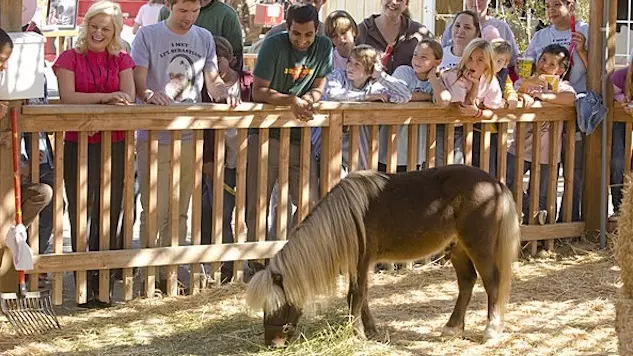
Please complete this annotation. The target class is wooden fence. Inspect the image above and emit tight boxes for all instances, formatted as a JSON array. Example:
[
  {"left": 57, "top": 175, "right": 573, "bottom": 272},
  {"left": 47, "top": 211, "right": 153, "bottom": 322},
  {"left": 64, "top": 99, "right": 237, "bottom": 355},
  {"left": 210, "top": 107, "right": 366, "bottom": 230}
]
[{"left": 13, "top": 101, "right": 630, "bottom": 306}]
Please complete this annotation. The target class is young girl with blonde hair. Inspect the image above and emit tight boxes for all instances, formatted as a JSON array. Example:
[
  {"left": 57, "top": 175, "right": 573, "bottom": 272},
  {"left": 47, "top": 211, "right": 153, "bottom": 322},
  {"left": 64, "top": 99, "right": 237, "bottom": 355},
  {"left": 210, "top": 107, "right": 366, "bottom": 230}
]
[{"left": 440, "top": 38, "right": 503, "bottom": 166}]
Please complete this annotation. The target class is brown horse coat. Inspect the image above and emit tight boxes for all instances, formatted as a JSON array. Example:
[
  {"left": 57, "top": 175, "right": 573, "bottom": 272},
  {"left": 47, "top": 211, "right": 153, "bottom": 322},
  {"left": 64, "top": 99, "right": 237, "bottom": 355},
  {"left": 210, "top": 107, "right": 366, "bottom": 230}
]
[{"left": 246, "top": 165, "right": 521, "bottom": 347}]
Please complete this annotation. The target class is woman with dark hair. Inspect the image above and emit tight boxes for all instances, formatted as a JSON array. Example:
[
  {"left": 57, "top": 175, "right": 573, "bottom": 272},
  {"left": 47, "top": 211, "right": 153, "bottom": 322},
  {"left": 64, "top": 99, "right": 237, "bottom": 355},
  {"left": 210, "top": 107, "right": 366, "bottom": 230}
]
[
  {"left": 355, "top": 0, "right": 432, "bottom": 75},
  {"left": 439, "top": 10, "right": 482, "bottom": 71}
]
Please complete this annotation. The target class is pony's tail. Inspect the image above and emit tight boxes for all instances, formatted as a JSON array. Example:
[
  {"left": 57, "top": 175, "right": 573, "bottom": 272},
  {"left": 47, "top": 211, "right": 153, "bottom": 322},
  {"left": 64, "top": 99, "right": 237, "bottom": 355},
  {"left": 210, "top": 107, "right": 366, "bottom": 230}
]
[{"left": 495, "top": 185, "right": 521, "bottom": 317}]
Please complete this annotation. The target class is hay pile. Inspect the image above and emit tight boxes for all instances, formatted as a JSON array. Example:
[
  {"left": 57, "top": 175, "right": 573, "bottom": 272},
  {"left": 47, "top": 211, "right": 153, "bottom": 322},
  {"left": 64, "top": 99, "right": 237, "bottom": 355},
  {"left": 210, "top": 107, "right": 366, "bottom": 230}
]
[{"left": 615, "top": 174, "right": 633, "bottom": 355}]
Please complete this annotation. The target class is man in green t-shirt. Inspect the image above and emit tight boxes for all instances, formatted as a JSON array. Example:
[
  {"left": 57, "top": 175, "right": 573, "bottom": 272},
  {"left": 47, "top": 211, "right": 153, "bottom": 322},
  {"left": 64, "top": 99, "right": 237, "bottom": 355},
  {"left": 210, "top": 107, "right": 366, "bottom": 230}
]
[
  {"left": 246, "top": 4, "right": 333, "bottom": 242},
  {"left": 158, "top": 0, "right": 243, "bottom": 70}
]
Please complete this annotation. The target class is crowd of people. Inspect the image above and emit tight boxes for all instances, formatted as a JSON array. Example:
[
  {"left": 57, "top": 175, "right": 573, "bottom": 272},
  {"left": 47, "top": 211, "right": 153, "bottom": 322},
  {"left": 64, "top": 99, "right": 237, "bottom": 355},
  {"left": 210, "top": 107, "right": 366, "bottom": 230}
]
[{"left": 0, "top": 0, "right": 626, "bottom": 306}]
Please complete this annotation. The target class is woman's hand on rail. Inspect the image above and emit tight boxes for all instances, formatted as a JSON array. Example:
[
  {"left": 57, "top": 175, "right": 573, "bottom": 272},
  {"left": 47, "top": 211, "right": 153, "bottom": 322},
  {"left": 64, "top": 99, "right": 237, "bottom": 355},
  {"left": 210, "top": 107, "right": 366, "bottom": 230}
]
[{"left": 105, "top": 92, "right": 133, "bottom": 105}]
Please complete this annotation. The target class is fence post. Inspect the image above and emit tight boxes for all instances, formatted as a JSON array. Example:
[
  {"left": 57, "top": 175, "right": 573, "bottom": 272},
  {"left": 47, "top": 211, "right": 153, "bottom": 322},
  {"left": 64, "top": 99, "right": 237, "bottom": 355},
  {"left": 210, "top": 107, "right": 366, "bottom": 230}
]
[
  {"left": 583, "top": 0, "right": 606, "bottom": 236},
  {"left": 0, "top": 0, "right": 23, "bottom": 292}
]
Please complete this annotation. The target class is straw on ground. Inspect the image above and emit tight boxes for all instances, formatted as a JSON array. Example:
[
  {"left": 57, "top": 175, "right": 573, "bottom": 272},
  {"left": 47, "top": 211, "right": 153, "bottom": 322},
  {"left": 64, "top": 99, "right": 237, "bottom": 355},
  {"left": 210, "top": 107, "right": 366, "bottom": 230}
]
[{"left": 0, "top": 243, "right": 619, "bottom": 355}]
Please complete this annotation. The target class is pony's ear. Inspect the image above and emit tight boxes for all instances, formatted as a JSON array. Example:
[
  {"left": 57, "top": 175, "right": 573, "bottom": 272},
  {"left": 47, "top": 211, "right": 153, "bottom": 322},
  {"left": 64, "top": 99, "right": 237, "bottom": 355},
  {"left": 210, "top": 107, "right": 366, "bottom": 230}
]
[
  {"left": 248, "top": 261, "right": 266, "bottom": 273},
  {"left": 271, "top": 273, "right": 283, "bottom": 287}
]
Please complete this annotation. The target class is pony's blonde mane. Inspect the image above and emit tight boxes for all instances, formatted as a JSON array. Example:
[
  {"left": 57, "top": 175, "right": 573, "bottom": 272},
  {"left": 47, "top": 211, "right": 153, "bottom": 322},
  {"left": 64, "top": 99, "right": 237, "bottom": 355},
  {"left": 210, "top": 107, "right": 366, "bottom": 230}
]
[{"left": 246, "top": 170, "right": 390, "bottom": 313}]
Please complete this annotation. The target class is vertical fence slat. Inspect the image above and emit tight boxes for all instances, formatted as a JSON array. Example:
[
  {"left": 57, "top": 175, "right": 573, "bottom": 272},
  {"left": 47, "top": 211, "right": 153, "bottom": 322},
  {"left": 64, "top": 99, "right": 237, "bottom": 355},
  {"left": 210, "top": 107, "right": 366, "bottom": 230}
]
[
  {"left": 547, "top": 122, "right": 562, "bottom": 251},
  {"left": 445, "top": 124, "right": 455, "bottom": 165},
  {"left": 387, "top": 125, "right": 397, "bottom": 173},
  {"left": 625, "top": 122, "right": 633, "bottom": 176},
  {"left": 514, "top": 123, "right": 525, "bottom": 219},
  {"left": 233, "top": 129, "right": 247, "bottom": 282},
  {"left": 167, "top": 132, "right": 181, "bottom": 296},
  {"left": 407, "top": 124, "right": 418, "bottom": 171},
  {"left": 349, "top": 125, "right": 359, "bottom": 172},
  {"left": 75, "top": 132, "right": 88, "bottom": 304},
  {"left": 99, "top": 131, "right": 112, "bottom": 303},
  {"left": 427, "top": 124, "right": 436, "bottom": 168},
  {"left": 327, "top": 113, "right": 343, "bottom": 190},
  {"left": 481, "top": 124, "right": 491, "bottom": 172},
  {"left": 277, "top": 128, "right": 290, "bottom": 241},
  {"left": 190, "top": 130, "right": 203, "bottom": 293},
  {"left": 498, "top": 123, "right": 508, "bottom": 184},
  {"left": 369, "top": 125, "right": 379, "bottom": 170},
  {"left": 52, "top": 132, "right": 63, "bottom": 305},
  {"left": 212, "top": 129, "right": 225, "bottom": 286},
  {"left": 562, "top": 121, "right": 576, "bottom": 222},
  {"left": 464, "top": 123, "right": 473, "bottom": 166},
  {"left": 122, "top": 131, "right": 134, "bottom": 301},
  {"left": 256, "top": 128, "right": 269, "bottom": 245},
  {"left": 298, "top": 128, "right": 311, "bottom": 223},
  {"left": 28, "top": 133, "right": 40, "bottom": 292},
  {"left": 320, "top": 122, "right": 330, "bottom": 198},
  {"left": 529, "top": 123, "right": 542, "bottom": 256},
  {"left": 145, "top": 131, "right": 159, "bottom": 298}
]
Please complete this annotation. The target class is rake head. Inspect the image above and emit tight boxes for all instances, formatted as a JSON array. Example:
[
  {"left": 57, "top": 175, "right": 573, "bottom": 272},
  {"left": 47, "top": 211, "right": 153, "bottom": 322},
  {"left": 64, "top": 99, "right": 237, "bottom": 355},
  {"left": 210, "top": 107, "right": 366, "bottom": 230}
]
[{"left": 0, "top": 289, "right": 61, "bottom": 335}]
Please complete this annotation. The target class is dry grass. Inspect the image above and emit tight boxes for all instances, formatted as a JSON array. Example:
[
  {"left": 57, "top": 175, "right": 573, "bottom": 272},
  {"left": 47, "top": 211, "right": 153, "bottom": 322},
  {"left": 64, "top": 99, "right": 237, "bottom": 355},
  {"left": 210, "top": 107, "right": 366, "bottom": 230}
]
[
  {"left": 616, "top": 293, "right": 633, "bottom": 356},
  {"left": 0, "top": 243, "right": 620, "bottom": 356}
]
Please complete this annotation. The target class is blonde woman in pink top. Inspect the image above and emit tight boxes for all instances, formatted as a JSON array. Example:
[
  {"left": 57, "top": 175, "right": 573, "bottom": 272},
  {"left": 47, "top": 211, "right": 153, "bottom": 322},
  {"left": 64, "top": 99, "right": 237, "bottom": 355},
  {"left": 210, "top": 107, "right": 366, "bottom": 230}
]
[{"left": 52, "top": 0, "right": 135, "bottom": 308}]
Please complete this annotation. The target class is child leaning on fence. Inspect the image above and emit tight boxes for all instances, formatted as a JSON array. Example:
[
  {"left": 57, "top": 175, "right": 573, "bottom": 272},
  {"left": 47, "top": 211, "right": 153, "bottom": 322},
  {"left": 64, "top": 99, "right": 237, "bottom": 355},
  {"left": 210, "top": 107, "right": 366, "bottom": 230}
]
[
  {"left": 507, "top": 44, "right": 576, "bottom": 225},
  {"left": 319, "top": 44, "right": 410, "bottom": 172},
  {"left": 377, "top": 38, "right": 451, "bottom": 172},
  {"left": 441, "top": 38, "right": 503, "bottom": 166},
  {"left": 608, "top": 59, "right": 633, "bottom": 218}
]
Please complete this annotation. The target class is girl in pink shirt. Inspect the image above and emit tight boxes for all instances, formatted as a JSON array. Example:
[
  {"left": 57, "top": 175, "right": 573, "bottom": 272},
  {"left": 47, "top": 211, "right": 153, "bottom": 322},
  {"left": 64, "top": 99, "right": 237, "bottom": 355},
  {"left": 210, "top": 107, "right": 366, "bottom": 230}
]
[
  {"left": 439, "top": 38, "right": 502, "bottom": 166},
  {"left": 52, "top": 1, "right": 135, "bottom": 308}
]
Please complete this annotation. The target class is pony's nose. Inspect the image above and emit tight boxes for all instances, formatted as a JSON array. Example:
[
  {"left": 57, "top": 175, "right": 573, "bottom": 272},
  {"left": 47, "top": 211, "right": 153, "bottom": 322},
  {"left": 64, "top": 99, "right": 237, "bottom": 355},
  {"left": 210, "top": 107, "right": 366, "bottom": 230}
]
[{"left": 270, "top": 336, "right": 287, "bottom": 348}]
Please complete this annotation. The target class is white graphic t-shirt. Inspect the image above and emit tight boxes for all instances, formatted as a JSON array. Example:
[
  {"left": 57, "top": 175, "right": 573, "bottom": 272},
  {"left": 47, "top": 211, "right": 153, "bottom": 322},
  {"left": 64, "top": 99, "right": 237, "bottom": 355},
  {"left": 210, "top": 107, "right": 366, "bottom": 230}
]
[{"left": 131, "top": 22, "right": 218, "bottom": 142}]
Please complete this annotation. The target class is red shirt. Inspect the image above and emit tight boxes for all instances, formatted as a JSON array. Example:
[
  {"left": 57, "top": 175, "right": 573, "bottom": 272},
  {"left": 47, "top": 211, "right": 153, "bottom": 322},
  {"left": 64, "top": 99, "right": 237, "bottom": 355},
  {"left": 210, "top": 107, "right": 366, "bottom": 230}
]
[{"left": 53, "top": 49, "right": 135, "bottom": 143}]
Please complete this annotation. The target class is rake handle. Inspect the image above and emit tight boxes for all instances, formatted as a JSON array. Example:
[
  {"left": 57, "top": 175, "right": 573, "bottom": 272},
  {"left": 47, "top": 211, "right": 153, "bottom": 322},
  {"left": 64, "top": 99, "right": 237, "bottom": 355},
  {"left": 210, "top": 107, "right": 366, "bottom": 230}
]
[{"left": 10, "top": 107, "right": 27, "bottom": 294}]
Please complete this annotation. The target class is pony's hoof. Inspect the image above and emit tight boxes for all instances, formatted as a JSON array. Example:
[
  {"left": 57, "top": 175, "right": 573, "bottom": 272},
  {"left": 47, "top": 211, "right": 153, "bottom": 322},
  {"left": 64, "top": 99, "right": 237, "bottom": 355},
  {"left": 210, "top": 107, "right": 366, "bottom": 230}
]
[
  {"left": 482, "top": 325, "right": 502, "bottom": 343},
  {"left": 441, "top": 325, "right": 464, "bottom": 338},
  {"left": 354, "top": 329, "right": 367, "bottom": 340},
  {"left": 365, "top": 326, "right": 378, "bottom": 339}
]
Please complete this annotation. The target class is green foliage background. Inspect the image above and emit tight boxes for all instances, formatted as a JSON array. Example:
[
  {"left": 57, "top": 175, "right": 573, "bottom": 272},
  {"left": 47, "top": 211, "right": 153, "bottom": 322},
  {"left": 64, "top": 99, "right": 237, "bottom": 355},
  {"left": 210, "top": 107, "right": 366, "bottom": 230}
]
[{"left": 489, "top": 1, "right": 590, "bottom": 53}]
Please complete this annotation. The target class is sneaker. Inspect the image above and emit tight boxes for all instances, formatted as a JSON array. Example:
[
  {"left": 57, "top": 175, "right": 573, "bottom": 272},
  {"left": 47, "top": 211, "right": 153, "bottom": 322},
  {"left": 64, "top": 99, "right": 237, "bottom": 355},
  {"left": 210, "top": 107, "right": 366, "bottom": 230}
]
[{"left": 609, "top": 212, "right": 621, "bottom": 222}]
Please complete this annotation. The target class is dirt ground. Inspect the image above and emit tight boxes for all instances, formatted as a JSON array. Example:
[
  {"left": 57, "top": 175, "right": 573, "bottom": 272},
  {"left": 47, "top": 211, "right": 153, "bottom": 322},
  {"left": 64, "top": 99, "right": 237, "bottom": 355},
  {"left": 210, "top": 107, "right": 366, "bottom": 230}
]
[{"left": 0, "top": 242, "right": 621, "bottom": 355}]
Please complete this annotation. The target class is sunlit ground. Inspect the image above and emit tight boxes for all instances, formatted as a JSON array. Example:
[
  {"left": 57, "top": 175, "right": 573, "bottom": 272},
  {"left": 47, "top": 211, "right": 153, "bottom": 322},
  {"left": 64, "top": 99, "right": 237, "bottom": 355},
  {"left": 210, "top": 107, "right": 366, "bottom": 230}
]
[{"left": 0, "top": 242, "right": 620, "bottom": 355}]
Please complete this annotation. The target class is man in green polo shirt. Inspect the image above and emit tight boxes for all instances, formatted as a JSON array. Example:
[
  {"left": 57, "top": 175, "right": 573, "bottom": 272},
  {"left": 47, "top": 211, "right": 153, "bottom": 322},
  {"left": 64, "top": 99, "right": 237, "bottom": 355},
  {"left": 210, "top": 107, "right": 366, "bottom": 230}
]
[
  {"left": 246, "top": 4, "right": 332, "bottom": 242},
  {"left": 158, "top": 0, "right": 243, "bottom": 70}
]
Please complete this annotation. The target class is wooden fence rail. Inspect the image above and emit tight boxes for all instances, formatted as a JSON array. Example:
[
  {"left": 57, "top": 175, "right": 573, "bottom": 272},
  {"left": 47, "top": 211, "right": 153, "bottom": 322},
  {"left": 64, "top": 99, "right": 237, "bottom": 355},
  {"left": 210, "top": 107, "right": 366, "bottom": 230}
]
[{"left": 14, "top": 101, "right": 629, "bottom": 305}]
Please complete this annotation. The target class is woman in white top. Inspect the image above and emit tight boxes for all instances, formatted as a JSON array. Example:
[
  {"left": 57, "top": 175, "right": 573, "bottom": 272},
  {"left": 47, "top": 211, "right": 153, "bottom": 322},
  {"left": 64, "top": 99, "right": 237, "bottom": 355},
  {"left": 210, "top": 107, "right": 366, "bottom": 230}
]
[
  {"left": 439, "top": 10, "right": 481, "bottom": 71},
  {"left": 133, "top": 0, "right": 164, "bottom": 34}
]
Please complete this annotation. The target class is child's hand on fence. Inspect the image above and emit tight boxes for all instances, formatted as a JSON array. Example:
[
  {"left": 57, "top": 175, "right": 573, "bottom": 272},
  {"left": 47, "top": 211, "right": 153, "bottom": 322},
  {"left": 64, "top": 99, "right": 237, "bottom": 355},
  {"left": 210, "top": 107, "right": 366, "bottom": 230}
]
[
  {"left": 365, "top": 93, "right": 389, "bottom": 102},
  {"left": 622, "top": 101, "right": 632, "bottom": 115},
  {"left": 519, "top": 93, "right": 535, "bottom": 108},
  {"left": 458, "top": 103, "right": 480, "bottom": 117},
  {"left": 507, "top": 96, "right": 519, "bottom": 109}
]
